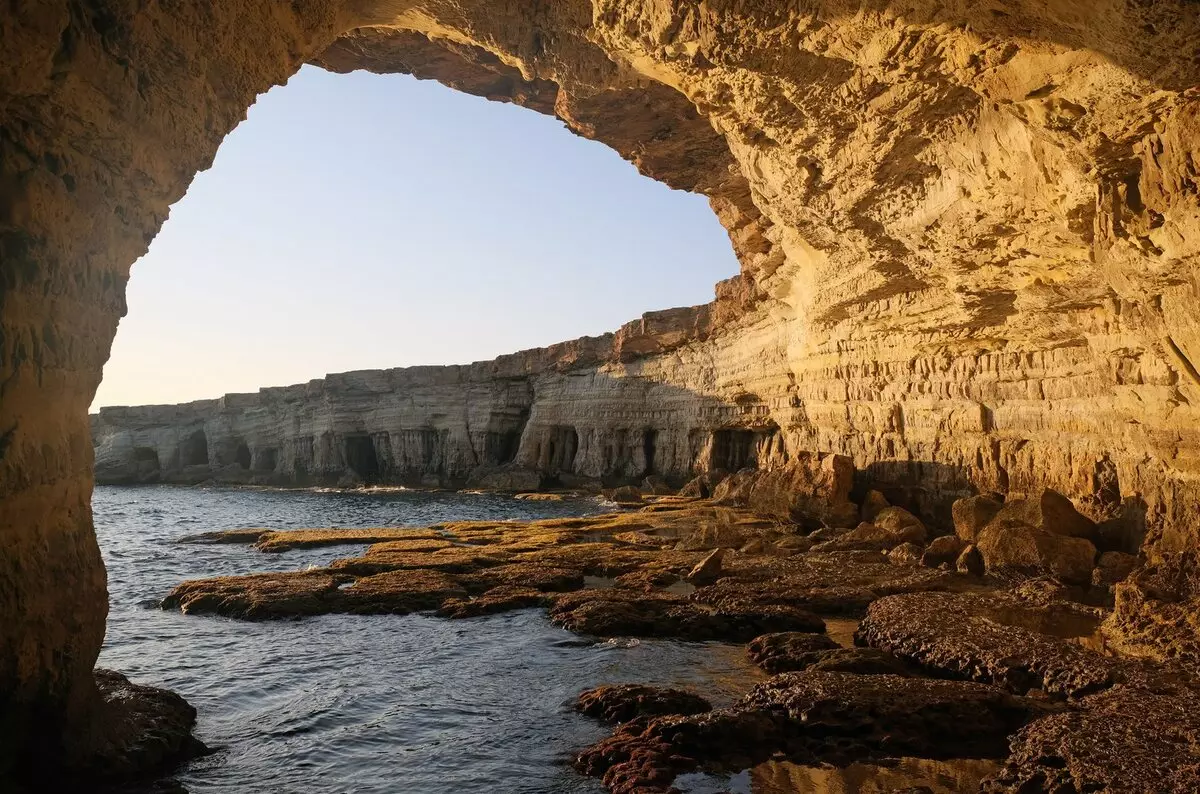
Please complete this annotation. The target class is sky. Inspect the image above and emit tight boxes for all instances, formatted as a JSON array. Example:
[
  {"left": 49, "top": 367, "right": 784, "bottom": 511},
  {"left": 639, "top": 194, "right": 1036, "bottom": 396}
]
[{"left": 92, "top": 65, "right": 739, "bottom": 409}]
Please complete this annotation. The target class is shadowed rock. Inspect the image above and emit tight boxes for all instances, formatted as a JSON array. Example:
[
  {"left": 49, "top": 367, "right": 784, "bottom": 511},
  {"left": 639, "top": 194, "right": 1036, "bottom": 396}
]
[
  {"left": 78, "top": 670, "right": 208, "bottom": 783},
  {"left": 576, "top": 685, "right": 712, "bottom": 723},
  {"left": 549, "top": 588, "right": 825, "bottom": 642},
  {"left": 576, "top": 671, "right": 1051, "bottom": 794},
  {"left": 859, "top": 591, "right": 1115, "bottom": 698},
  {"left": 747, "top": 632, "right": 842, "bottom": 672},
  {"left": 983, "top": 683, "right": 1200, "bottom": 793},
  {"left": 976, "top": 519, "right": 1097, "bottom": 585}
]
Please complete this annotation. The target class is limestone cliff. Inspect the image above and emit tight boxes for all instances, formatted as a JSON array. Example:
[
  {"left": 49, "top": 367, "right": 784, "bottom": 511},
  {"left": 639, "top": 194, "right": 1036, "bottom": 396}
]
[
  {"left": 90, "top": 303, "right": 752, "bottom": 490},
  {"left": 3, "top": 0, "right": 1200, "bottom": 783}
]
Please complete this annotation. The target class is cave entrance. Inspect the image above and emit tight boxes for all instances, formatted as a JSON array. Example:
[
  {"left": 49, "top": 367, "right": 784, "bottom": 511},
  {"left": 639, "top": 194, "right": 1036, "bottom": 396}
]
[
  {"left": 711, "top": 429, "right": 758, "bottom": 471},
  {"left": 643, "top": 429, "right": 658, "bottom": 475},
  {"left": 545, "top": 426, "right": 579, "bottom": 473},
  {"left": 179, "top": 429, "right": 209, "bottom": 466},
  {"left": 255, "top": 447, "right": 278, "bottom": 472},
  {"left": 344, "top": 435, "right": 381, "bottom": 483},
  {"left": 234, "top": 442, "right": 251, "bottom": 470}
]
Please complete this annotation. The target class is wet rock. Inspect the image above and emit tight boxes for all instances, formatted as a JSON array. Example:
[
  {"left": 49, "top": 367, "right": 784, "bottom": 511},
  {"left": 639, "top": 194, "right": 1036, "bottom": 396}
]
[
  {"left": 748, "top": 633, "right": 916, "bottom": 677},
  {"left": 872, "top": 508, "right": 927, "bottom": 544},
  {"left": 983, "top": 684, "right": 1200, "bottom": 793},
  {"left": 976, "top": 519, "right": 1097, "bottom": 585},
  {"left": 576, "top": 671, "right": 1049, "bottom": 794},
  {"left": 956, "top": 544, "right": 985, "bottom": 576},
  {"left": 888, "top": 542, "right": 924, "bottom": 566},
  {"left": 740, "top": 672, "right": 1043, "bottom": 758},
  {"left": 255, "top": 528, "right": 447, "bottom": 553},
  {"left": 176, "top": 527, "right": 272, "bottom": 545},
  {"left": 686, "top": 549, "right": 725, "bottom": 585},
  {"left": 921, "top": 535, "right": 965, "bottom": 568},
  {"left": 68, "top": 670, "right": 208, "bottom": 788},
  {"left": 747, "top": 632, "right": 842, "bottom": 672},
  {"left": 436, "top": 586, "right": 551, "bottom": 618},
  {"left": 576, "top": 684, "right": 712, "bottom": 723},
  {"left": 992, "top": 488, "right": 1096, "bottom": 541},
  {"left": 161, "top": 568, "right": 468, "bottom": 618},
  {"left": 610, "top": 485, "right": 645, "bottom": 505},
  {"left": 860, "top": 489, "right": 890, "bottom": 522},
  {"left": 549, "top": 589, "right": 825, "bottom": 642},
  {"left": 859, "top": 591, "right": 1115, "bottom": 698},
  {"left": 952, "top": 495, "right": 1003, "bottom": 543},
  {"left": 513, "top": 492, "right": 565, "bottom": 501}
]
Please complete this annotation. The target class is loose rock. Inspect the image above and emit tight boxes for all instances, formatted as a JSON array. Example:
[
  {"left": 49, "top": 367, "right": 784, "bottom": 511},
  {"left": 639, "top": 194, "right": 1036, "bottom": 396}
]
[{"left": 976, "top": 518, "right": 1097, "bottom": 585}]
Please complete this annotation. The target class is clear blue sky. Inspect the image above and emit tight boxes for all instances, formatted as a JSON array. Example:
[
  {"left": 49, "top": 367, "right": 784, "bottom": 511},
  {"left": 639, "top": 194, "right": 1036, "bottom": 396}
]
[{"left": 93, "top": 65, "right": 738, "bottom": 409}]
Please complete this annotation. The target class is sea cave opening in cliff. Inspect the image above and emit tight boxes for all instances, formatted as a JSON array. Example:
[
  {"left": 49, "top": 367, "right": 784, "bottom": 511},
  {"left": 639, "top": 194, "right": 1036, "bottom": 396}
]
[{"left": 343, "top": 434, "right": 381, "bottom": 483}]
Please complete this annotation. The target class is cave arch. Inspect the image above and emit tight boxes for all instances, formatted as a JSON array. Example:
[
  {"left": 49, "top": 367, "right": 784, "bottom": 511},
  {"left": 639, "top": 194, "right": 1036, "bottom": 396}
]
[
  {"left": 1, "top": 1, "right": 1199, "bottom": 785},
  {"left": 179, "top": 430, "right": 209, "bottom": 467}
]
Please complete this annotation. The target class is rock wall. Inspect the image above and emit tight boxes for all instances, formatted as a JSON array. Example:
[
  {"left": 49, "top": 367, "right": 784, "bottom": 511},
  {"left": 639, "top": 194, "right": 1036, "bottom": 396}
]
[{"left": 3, "top": 0, "right": 1200, "bottom": 781}]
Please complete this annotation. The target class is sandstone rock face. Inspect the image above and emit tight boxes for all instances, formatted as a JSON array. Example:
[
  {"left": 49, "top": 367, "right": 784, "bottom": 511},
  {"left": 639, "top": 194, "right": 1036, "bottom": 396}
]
[{"left": 4, "top": 0, "right": 1200, "bottom": 778}]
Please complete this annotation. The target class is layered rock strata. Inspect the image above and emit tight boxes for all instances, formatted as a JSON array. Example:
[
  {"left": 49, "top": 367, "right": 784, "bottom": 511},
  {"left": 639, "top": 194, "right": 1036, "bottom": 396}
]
[{"left": 4, "top": 0, "right": 1200, "bottom": 783}]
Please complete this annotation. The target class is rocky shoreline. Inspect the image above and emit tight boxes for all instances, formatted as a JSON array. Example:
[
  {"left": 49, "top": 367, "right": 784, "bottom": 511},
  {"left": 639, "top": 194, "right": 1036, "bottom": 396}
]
[{"left": 154, "top": 477, "right": 1200, "bottom": 793}]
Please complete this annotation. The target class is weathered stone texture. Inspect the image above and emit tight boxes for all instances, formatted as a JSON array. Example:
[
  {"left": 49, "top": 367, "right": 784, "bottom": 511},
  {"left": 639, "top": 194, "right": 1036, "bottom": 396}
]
[{"left": 3, "top": 0, "right": 1200, "bottom": 780}]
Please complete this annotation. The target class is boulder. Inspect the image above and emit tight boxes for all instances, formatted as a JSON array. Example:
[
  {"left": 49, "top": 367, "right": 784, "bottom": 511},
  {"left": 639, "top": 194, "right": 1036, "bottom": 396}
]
[
  {"left": 993, "top": 488, "right": 1096, "bottom": 541},
  {"left": 687, "top": 549, "right": 725, "bottom": 585},
  {"left": 921, "top": 535, "right": 966, "bottom": 568},
  {"left": 956, "top": 545, "right": 985, "bottom": 576},
  {"left": 952, "top": 495, "right": 1004, "bottom": 543},
  {"left": 469, "top": 464, "right": 543, "bottom": 492},
  {"left": 678, "top": 469, "right": 729, "bottom": 498},
  {"left": 872, "top": 507, "right": 927, "bottom": 544},
  {"left": 641, "top": 475, "right": 674, "bottom": 495},
  {"left": 976, "top": 519, "right": 1097, "bottom": 585},
  {"left": 860, "top": 489, "right": 890, "bottom": 522},
  {"left": 576, "top": 684, "right": 711, "bottom": 724},
  {"left": 711, "top": 453, "right": 858, "bottom": 528},
  {"left": 888, "top": 542, "right": 924, "bottom": 566},
  {"left": 610, "top": 485, "right": 644, "bottom": 505},
  {"left": 812, "top": 522, "right": 915, "bottom": 553}
]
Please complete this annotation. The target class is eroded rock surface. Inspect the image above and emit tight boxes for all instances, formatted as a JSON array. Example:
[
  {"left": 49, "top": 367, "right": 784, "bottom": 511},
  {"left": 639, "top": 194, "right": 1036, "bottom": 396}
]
[
  {"left": 859, "top": 591, "right": 1115, "bottom": 698},
  {"left": 5, "top": 0, "right": 1200, "bottom": 781},
  {"left": 576, "top": 685, "right": 712, "bottom": 724},
  {"left": 575, "top": 671, "right": 1048, "bottom": 794}
]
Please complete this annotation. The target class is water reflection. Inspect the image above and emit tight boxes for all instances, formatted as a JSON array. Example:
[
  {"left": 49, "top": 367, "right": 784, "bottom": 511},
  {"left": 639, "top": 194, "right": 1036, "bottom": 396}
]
[{"left": 675, "top": 757, "right": 1001, "bottom": 793}]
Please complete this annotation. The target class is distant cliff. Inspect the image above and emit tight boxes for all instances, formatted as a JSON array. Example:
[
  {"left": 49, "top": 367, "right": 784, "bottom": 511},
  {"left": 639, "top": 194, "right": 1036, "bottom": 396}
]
[{"left": 91, "top": 289, "right": 775, "bottom": 491}]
